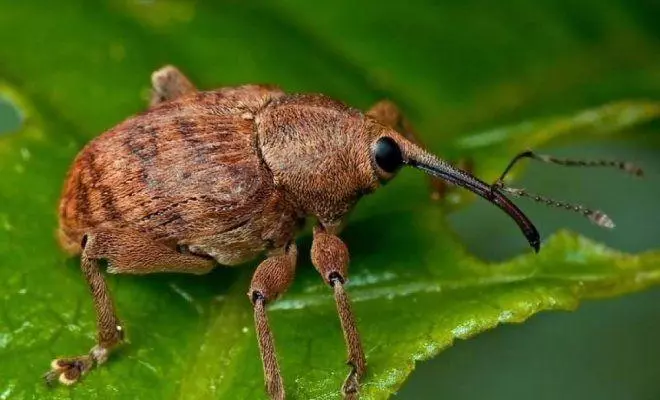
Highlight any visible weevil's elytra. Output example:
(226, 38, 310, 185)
(46, 65, 640, 399)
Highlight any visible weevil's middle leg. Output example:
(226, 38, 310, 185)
(249, 243, 298, 400)
(311, 226, 366, 399)
(367, 100, 472, 200)
(150, 65, 197, 106)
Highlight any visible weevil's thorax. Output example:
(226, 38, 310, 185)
(256, 94, 381, 226)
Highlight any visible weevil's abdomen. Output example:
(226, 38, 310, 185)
(58, 85, 302, 265)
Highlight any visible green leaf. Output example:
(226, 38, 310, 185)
(1, 1, 659, 399)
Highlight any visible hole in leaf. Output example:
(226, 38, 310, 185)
(448, 140, 660, 262)
(0, 96, 23, 135)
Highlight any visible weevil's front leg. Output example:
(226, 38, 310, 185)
(311, 226, 366, 399)
(367, 100, 474, 200)
(44, 229, 215, 386)
(150, 65, 197, 106)
(248, 243, 298, 400)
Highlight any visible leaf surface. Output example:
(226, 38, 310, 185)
(1, 1, 659, 399)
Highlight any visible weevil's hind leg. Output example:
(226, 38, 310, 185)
(44, 251, 118, 386)
(150, 65, 198, 107)
(44, 229, 215, 386)
(367, 100, 471, 200)
(248, 243, 298, 400)
(311, 226, 366, 399)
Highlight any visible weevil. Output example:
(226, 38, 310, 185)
(45, 66, 642, 399)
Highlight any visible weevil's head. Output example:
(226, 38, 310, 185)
(257, 94, 539, 251)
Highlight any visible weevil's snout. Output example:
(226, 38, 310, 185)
(378, 134, 540, 252)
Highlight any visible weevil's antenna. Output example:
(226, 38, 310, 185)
(493, 181, 615, 229)
(489, 149, 641, 229)
(496, 150, 644, 184)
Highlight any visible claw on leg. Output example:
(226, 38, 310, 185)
(44, 355, 94, 386)
(342, 361, 362, 399)
(45, 344, 111, 387)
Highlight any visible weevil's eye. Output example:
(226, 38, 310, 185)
(373, 136, 403, 175)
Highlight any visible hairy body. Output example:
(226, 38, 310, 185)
(58, 85, 299, 265)
(47, 65, 552, 400)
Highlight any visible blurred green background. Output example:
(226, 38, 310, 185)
(402, 142, 660, 399)
(1, 1, 659, 399)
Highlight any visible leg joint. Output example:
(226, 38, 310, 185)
(250, 290, 267, 305)
(328, 271, 345, 287)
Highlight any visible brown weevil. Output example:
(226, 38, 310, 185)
(45, 65, 642, 399)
